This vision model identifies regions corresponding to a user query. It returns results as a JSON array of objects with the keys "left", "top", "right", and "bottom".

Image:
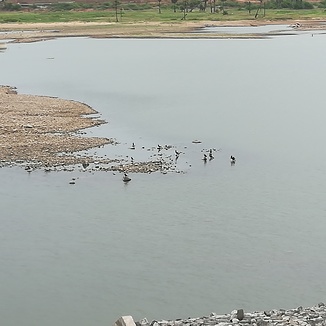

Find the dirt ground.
[
  {"left": 0, "top": 86, "right": 177, "bottom": 174},
  {"left": 1, "top": 19, "right": 326, "bottom": 43},
  {"left": 0, "top": 86, "right": 115, "bottom": 169}
]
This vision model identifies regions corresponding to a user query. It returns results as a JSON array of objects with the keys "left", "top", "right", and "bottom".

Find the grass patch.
[{"left": 0, "top": 8, "right": 325, "bottom": 24}]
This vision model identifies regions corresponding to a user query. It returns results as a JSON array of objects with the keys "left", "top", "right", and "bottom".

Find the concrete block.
[{"left": 114, "top": 316, "right": 136, "bottom": 326}]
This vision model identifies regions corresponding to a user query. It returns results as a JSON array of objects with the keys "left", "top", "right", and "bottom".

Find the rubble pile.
[{"left": 115, "top": 303, "right": 326, "bottom": 326}]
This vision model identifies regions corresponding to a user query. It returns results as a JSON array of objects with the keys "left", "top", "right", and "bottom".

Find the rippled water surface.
[{"left": 1, "top": 32, "right": 326, "bottom": 326}]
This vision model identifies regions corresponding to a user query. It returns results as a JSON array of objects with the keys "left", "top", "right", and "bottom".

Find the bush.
[
  {"left": 49, "top": 2, "right": 81, "bottom": 11},
  {"left": 1, "top": 3, "right": 21, "bottom": 11},
  {"left": 266, "top": 0, "right": 314, "bottom": 9},
  {"left": 223, "top": 0, "right": 241, "bottom": 8},
  {"left": 98, "top": 2, "right": 113, "bottom": 9},
  {"left": 123, "top": 3, "right": 153, "bottom": 10}
]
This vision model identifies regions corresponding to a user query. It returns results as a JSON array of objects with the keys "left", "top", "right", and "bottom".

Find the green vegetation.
[{"left": 0, "top": 0, "right": 325, "bottom": 23}]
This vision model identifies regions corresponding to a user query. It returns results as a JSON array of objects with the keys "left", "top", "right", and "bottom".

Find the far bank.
[{"left": 0, "top": 19, "right": 326, "bottom": 43}]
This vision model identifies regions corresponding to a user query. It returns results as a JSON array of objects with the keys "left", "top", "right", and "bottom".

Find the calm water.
[
  {"left": 197, "top": 24, "right": 326, "bottom": 35},
  {"left": 198, "top": 24, "right": 294, "bottom": 34},
  {"left": 1, "top": 31, "right": 326, "bottom": 326}
]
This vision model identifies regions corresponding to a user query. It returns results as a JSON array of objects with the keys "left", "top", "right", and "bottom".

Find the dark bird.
[{"left": 123, "top": 173, "right": 131, "bottom": 182}]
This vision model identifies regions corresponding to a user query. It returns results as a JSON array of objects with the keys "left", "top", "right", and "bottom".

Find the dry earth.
[
  {"left": 1, "top": 19, "right": 326, "bottom": 43},
  {"left": 0, "top": 85, "right": 115, "bottom": 170},
  {"left": 0, "top": 86, "right": 178, "bottom": 174}
]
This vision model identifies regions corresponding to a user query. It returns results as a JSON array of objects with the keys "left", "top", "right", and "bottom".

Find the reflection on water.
[{"left": 1, "top": 33, "right": 326, "bottom": 326}]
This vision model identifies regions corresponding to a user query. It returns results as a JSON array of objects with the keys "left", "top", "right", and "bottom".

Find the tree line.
[{"left": 0, "top": 0, "right": 318, "bottom": 13}]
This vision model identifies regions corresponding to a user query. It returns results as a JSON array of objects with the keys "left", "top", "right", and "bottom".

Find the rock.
[
  {"left": 114, "top": 316, "right": 136, "bottom": 326},
  {"left": 136, "top": 318, "right": 149, "bottom": 326},
  {"left": 237, "top": 309, "right": 244, "bottom": 320},
  {"left": 256, "top": 320, "right": 270, "bottom": 326}
]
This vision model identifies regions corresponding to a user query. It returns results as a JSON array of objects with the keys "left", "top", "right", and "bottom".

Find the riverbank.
[
  {"left": 0, "top": 85, "right": 113, "bottom": 168},
  {"left": 129, "top": 303, "right": 326, "bottom": 326},
  {"left": 1, "top": 19, "right": 326, "bottom": 43},
  {"left": 0, "top": 86, "right": 181, "bottom": 174},
  {"left": 1, "top": 19, "right": 326, "bottom": 173}
]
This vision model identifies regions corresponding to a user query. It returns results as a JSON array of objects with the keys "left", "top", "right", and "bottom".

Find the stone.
[
  {"left": 134, "top": 302, "right": 326, "bottom": 326},
  {"left": 256, "top": 320, "right": 270, "bottom": 326},
  {"left": 237, "top": 309, "right": 244, "bottom": 321},
  {"left": 114, "top": 316, "right": 137, "bottom": 326},
  {"left": 136, "top": 318, "right": 149, "bottom": 326}
]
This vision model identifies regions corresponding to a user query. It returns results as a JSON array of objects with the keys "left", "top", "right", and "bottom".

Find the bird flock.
[{"left": 122, "top": 141, "right": 236, "bottom": 183}]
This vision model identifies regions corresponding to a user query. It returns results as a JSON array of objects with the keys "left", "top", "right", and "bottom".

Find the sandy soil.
[
  {"left": 0, "top": 19, "right": 326, "bottom": 43},
  {"left": 0, "top": 86, "right": 116, "bottom": 169},
  {"left": 0, "top": 86, "right": 178, "bottom": 174}
]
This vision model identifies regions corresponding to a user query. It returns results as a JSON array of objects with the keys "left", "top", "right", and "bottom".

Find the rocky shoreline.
[
  {"left": 0, "top": 85, "right": 110, "bottom": 168},
  {"left": 0, "top": 85, "right": 185, "bottom": 174},
  {"left": 115, "top": 303, "right": 326, "bottom": 326}
]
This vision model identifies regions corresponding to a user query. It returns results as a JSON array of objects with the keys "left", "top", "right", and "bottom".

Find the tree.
[
  {"left": 171, "top": 0, "right": 178, "bottom": 12},
  {"left": 114, "top": 0, "right": 120, "bottom": 22},
  {"left": 182, "top": 0, "right": 188, "bottom": 19},
  {"left": 254, "top": 0, "right": 264, "bottom": 18},
  {"left": 213, "top": 0, "right": 216, "bottom": 12},
  {"left": 201, "top": 0, "right": 208, "bottom": 11},
  {"left": 188, "top": 0, "right": 200, "bottom": 11},
  {"left": 221, "top": 0, "right": 226, "bottom": 14}
]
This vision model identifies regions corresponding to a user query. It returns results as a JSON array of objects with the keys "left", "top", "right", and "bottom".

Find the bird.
[
  {"left": 82, "top": 161, "right": 89, "bottom": 169},
  {"left": 123, "top": 173, "right": 131, "bottom": 182},
  {"left": 203, "top": 154, "right": 208, "bottom": 162},
  {"left": 25, "top": 166, "right": 33, "bottom": 173},
  {"left": 230, "top": 155, "right": 236, "bottom": 164}
]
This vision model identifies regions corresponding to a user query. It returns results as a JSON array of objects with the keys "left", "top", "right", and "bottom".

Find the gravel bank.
[
  {"left": 0, "top": 85, "right": 113, "bottom": 168},
  {"left": 132, "top": 303, "right": 326, "bottom": 326},
  {"left": 0, "top": 85, "right": 183, "bottom": 174}
]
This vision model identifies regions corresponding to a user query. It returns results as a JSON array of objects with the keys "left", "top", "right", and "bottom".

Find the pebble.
[{"left": 134, "top": 303, "right": 326, "bottom": 326}]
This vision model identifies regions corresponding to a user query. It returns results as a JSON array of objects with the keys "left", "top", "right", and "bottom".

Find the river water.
[{"left": 1, "top": 29, "right": 326, "bottom": 326}]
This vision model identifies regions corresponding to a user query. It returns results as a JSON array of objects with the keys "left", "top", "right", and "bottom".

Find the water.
[
  {"left": 197, "top": 24, "right": 326, "bottom": 36},
  {"left": 1, "top": 31, "right": 326, "bottom": 326},
  {"left": 198, "top": 24, "right": 294, "bottom": 34}
]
